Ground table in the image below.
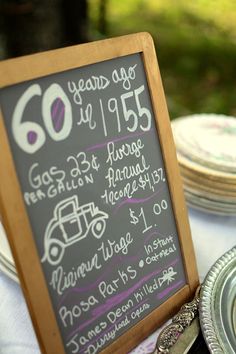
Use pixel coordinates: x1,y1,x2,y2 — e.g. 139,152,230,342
0,207,235,354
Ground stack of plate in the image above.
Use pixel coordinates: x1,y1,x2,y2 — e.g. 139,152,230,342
0,222,18,282
171,114,236,215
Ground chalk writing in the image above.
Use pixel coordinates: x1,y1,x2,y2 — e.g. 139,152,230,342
60,295,99,328
24,151,100,206
49,232,134,296
67,75,110,105
106,139,144,166
111,64,137,90
129,201,169,233
77,103,96,130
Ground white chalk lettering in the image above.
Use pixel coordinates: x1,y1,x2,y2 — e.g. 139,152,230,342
101,180,138,205
105,155,150,188
67,75,110,105
106,139,144,166
50,254,101,295
77,103,96,130
85,316,130,354
107,299,133,324
98,232,133,261
28,162,65,189
145,244,177,265
112,64,137,90
131,303,150,320
59,295,98,327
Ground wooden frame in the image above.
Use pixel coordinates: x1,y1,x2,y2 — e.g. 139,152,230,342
0,33,199,353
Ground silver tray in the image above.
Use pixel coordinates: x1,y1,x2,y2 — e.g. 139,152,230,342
200,247,236,353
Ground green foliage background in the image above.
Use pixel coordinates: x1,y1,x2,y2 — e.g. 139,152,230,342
89,0,236,119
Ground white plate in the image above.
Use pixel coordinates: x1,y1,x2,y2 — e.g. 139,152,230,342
185,191,236,215
172,114,236,173
0,251,16,273
0,222,15,268
0,254,18,283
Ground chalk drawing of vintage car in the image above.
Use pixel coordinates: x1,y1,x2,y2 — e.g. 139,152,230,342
41,195,108,265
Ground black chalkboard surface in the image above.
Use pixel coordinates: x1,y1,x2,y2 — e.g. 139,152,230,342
0,33,199,354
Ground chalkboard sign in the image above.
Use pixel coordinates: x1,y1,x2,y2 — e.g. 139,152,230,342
0,33,198,353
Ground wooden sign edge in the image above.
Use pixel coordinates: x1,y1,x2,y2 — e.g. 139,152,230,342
0,32,199,354
140,36,199,291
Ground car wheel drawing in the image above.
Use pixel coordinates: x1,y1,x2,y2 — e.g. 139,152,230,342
47,239,65,266
91,218,106,239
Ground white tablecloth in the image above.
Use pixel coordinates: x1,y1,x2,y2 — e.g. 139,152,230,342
0,207,235,354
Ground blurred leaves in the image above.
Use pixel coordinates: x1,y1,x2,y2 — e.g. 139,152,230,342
89,0,236,119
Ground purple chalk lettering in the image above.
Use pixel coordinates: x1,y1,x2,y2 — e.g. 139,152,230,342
114,184,165,213
86,129,152,152
157,280,185,300
114,192,157,214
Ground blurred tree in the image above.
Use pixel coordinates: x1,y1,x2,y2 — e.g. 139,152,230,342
98,0,107,35
0,0,89,59
0,0,62,58
60,0,89,46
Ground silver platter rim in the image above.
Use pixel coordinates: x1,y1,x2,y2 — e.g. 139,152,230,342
199,247,236,353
